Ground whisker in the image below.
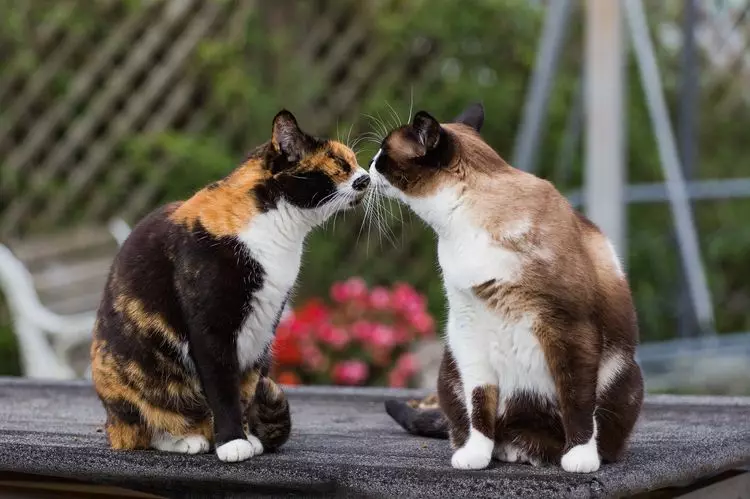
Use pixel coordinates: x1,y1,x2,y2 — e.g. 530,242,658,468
346,123,355,149
408,85,414,122
385,101,402,128
376,111,392,137
363,114,388,142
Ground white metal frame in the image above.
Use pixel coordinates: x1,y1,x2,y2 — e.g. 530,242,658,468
0,220,130,379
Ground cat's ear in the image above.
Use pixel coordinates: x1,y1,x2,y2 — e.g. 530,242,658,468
272,109,311,162
411,111,441,151
452,102,484,132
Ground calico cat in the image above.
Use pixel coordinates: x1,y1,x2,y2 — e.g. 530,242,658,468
91,110,370,463
371,104,643,473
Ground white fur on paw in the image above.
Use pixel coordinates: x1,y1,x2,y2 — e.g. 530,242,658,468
150,432,209,455
216,438,261,463
561,444,600,473
451,446,492,470
246,434,264,456
174,435,210,454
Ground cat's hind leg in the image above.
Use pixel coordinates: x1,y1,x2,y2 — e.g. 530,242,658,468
103,401,151,450
536,320,601,473
595,355,644,463
147,414,212,455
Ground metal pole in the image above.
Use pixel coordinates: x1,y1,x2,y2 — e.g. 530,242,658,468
677,0,699,337
512,0,574,173
584,0,626,253
554,69,584,187
624,0,715,333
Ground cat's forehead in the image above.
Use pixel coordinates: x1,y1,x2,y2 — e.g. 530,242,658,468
383,126,423,160
327,141,358,164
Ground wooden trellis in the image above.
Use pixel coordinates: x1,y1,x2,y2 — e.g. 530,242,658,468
0,0,418,237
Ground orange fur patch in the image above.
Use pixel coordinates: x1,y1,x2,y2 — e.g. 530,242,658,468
92,341,196,436
114,295,181,347
170,159,270,237
106,419,151,450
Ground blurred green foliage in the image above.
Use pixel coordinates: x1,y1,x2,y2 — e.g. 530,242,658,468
1,0,749,377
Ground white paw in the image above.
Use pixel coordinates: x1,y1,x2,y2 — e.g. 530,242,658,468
216,437,263,463
451,446,492,470
561,444,600,473
150,432,209,455
174,435,210,454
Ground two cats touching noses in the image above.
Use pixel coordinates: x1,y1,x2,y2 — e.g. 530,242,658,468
91,102,643,473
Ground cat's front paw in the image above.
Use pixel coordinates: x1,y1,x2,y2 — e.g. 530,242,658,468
451,446,492,470
216,436,264,463
560,444,600,473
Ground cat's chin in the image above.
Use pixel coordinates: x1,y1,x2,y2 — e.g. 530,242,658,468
348,193,366,207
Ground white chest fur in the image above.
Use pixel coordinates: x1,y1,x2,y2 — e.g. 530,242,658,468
436,214,556,414
445,286,557,415
236,206,306,370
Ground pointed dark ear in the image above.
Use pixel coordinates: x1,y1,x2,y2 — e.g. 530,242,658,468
272,109,311,162
453,102,484,132
411,111,441,151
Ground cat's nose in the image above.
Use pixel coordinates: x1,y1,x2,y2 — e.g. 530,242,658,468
352,175,370,191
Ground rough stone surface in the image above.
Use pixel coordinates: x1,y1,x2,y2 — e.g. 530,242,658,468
0,378,748,498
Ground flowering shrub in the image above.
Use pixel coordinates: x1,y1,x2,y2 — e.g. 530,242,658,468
271,278,436,388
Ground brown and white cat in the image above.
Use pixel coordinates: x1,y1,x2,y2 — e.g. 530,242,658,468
371,104,643,473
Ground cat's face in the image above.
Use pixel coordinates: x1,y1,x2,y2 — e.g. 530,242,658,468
265,110,370,215
368,103,485,203
171,110,369,237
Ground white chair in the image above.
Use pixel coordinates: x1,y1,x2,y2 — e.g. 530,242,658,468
0,219,130,379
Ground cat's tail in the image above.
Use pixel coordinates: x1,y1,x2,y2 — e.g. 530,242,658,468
245,376,292,452
384,393,449,439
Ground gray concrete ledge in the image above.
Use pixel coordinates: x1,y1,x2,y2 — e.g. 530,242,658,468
0,378,748,498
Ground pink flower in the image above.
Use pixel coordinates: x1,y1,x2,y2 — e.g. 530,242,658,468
332,360,369,385
301,344,326,371
344,277,368,300
396,352,419,376
330,277,368,303
296,299,329,325
352,320,375,342
392,325,412,344
369,287,391,309
388,368,407,388
330,282,348,303
409,312,435,336
392,282,427,314
289,319,310,339
369,325,396,349
316,324,350,350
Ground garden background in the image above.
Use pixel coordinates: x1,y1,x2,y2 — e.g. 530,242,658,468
1,0,749,392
